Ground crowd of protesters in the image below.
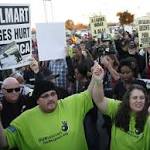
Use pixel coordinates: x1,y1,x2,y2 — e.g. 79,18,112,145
0,28,150,150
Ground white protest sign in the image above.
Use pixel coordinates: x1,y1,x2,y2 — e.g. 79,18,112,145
139,79,150,89
90,15,107,37
124,25,133,34
137,16,150,48
0,4,32,70
36,23,66,61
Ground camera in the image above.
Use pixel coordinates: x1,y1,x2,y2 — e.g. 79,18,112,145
96,42,116,57
96,32,116,57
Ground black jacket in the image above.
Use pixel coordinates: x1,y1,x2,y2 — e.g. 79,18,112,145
1,95,33,128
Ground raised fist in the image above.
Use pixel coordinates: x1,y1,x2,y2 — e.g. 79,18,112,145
92,61,104,83
29,58,39,73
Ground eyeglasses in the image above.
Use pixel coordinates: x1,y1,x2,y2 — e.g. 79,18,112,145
3,87,20,93
40,91,57,99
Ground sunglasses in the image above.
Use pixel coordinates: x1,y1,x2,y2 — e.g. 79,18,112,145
3,87,20,93
40,91,57,99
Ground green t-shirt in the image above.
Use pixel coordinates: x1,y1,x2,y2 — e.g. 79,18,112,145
67,47,74,58
104,98,150,150
5,90,93,150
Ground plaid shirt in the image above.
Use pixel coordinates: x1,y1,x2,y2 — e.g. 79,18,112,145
49,59,68,89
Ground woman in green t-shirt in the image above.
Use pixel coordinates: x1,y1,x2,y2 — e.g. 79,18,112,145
92,64,150,150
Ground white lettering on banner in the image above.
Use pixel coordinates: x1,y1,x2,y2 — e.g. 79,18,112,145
0,29,12,41
14,27,30,40
0,5,31,70
0,7,29,24
18,41,30,55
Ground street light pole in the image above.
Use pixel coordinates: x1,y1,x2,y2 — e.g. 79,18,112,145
50,0,54,22
43,0,48,22
43,0,54,22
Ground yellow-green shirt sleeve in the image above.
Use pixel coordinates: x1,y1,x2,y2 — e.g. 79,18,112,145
104,98,121,119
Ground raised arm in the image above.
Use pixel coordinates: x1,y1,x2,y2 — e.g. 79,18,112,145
29,58,46,81
29,58,40,74
100,56,120,81
87,61,98,95
91,62,108,113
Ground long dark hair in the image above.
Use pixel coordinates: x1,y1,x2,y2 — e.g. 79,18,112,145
114,84,149,134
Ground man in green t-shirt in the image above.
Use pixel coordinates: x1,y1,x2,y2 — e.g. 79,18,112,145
0,62,101,150
92,63,150,150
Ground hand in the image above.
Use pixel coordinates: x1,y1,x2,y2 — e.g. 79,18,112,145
92,61,104,83
100,56,111,68
29,58,39,73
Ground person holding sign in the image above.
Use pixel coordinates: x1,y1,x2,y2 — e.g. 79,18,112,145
92,63,150,150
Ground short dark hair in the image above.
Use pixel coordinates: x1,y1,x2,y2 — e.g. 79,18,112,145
118,57,139,78
31,80,57,101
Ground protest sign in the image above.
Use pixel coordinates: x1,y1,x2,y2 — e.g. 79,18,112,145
137,16,150,48
0,4,31,70
36,23,66,61
90,15,107,37
140,79,150,89
124,25,133,34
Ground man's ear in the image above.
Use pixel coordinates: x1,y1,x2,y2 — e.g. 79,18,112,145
37,99,40,105
0,103,3,111
1,88,5,94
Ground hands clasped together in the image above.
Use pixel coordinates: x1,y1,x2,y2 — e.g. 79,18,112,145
92,61,104,84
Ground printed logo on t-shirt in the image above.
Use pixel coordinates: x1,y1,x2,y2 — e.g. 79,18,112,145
38,121,69,144
61,121,68,132
135,129,141,135
127,129,143,138
7,126,17,132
